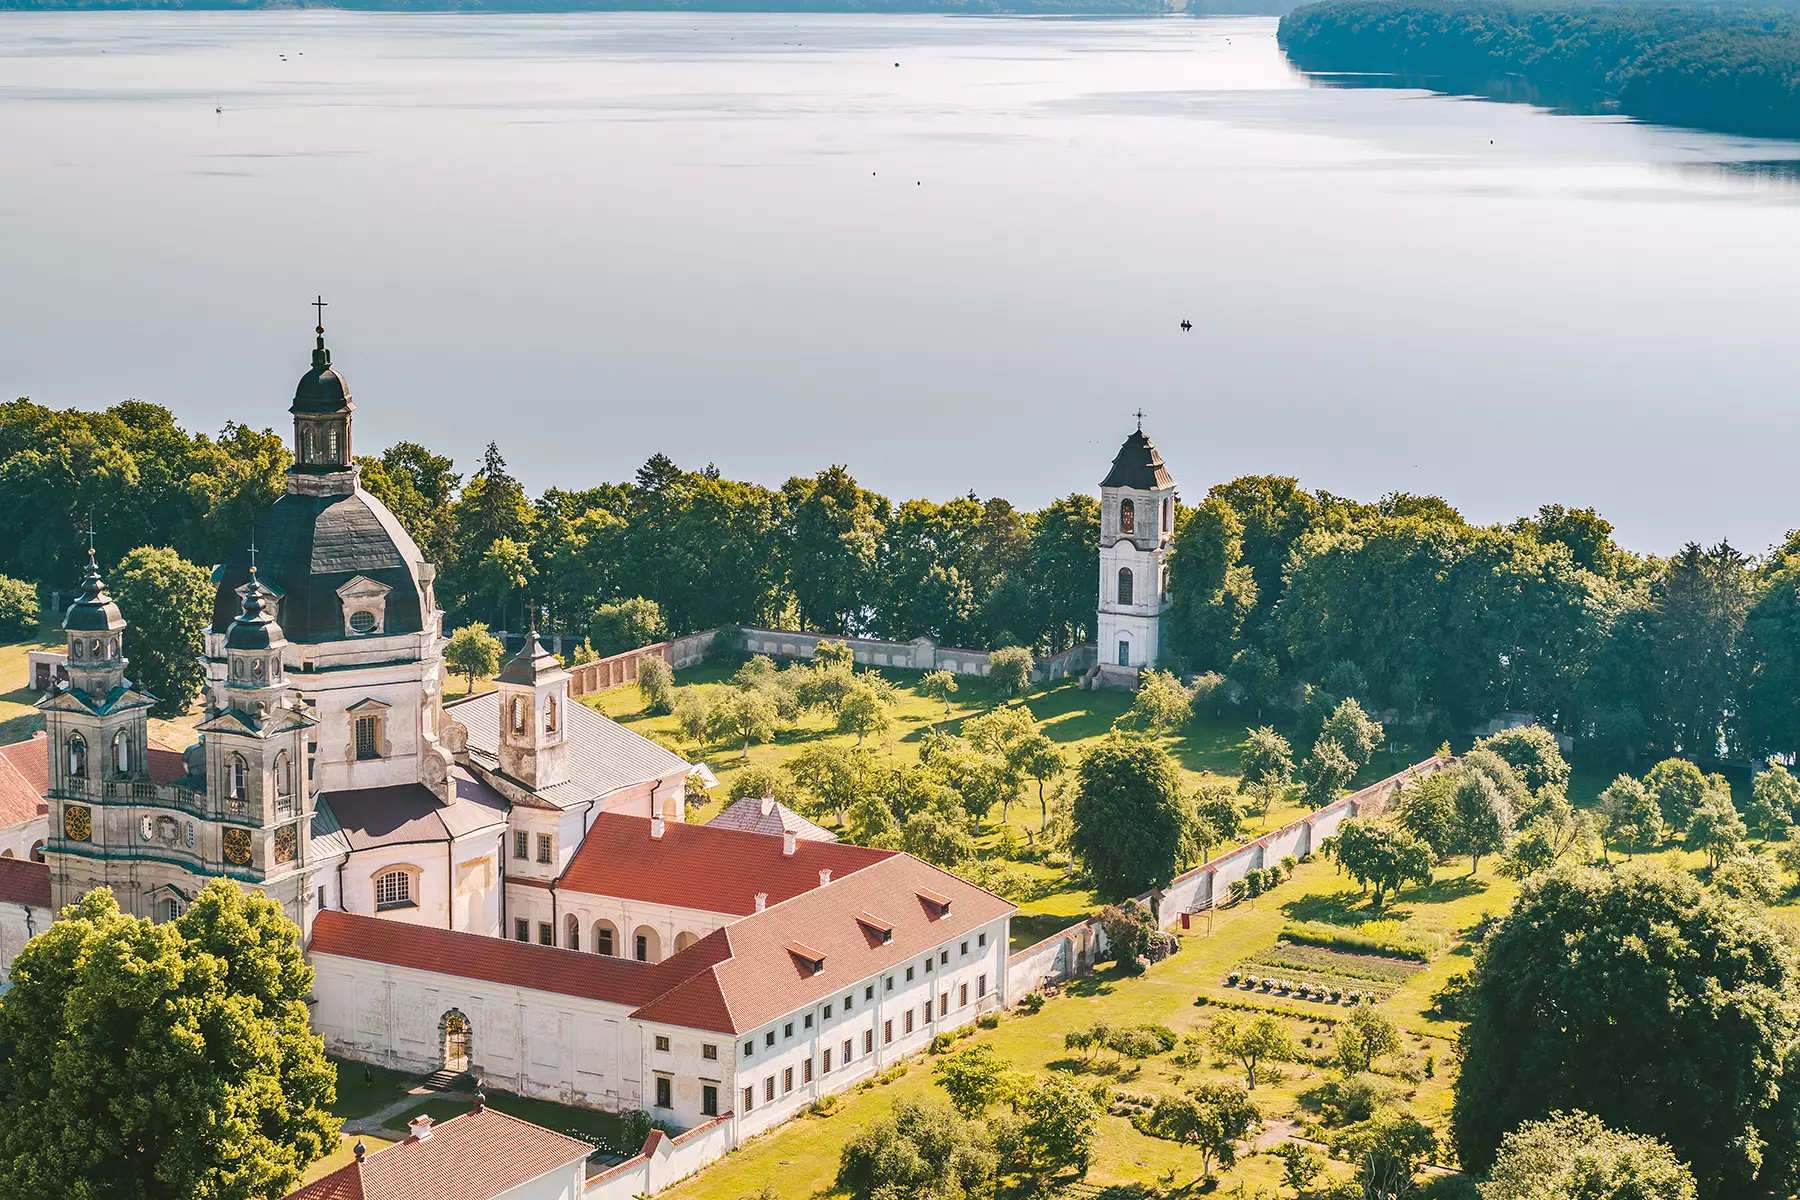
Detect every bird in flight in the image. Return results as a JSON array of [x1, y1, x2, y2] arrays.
[[1180, 319, 1193, 332]]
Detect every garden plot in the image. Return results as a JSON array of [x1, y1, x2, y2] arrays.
[[1226, 941, 1425, 1005]]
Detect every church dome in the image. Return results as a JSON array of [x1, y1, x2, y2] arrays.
[[211, 488, 429, 645], [224, 566, 285, 651], [63, 550, 127, 633], [1100, 428, 1175, 491], [292, 334, 351, 415]]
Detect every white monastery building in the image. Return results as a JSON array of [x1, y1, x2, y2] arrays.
[[0, 316, 1034, 1176]]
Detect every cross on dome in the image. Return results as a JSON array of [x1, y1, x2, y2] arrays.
[[312, 294, 328, 334]]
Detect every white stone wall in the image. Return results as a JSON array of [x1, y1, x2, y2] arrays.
[[335, 833, 502, 936], [0, 900, 50, 984], [0, 815, 47, 862]]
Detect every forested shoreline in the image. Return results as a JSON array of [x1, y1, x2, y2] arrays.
[[6, 395, 1800, 770], [1278, 0, 1800, 141]]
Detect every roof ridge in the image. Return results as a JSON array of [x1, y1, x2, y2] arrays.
[[435, 1105, 593, 1154]]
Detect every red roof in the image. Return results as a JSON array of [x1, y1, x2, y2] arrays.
[[555, 812, 891, 916], [0, 858, 50, 908], [312, 855, 1014, 1037], [310, 909, 733, 1010], [282, 1106, 591, 1200], [0, 734, 188, 826]]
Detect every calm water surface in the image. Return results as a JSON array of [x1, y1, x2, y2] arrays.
[[2, 13, 1798, 551]]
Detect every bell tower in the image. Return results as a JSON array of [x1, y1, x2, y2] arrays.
[[493, 618, 570, 791], [196, 559, 320, 930], [41, 548, 154, 797], [1096, 416, 1176, 686]]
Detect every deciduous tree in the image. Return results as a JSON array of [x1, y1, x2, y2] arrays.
[[112, 546, 214, 716], [444, 621, 501, 694], [1070, 737, 1192, 899], [1207, 1012, 1298, 1090], [1135, 1082, 1261, 1180], [1480, 1110, 1696, 1200]]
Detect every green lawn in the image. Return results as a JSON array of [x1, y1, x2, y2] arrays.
[[328, 1056, 418, 1120], [300, 1133, 396, 1185]]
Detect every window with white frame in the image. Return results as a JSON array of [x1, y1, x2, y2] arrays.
[[374, 869, 413, 910]]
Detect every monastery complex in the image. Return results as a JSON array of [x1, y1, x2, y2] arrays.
[[0, 321, 1189, 1185]]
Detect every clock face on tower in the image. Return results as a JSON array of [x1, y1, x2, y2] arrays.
[[64, 805, 92, 841], [223, 828, 252, 866]]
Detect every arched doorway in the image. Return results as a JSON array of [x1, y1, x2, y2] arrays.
[[632, 925, 661, 963], [440, 1009, 472, 1074], [564, 913, 581, 952], [674, 930, 699, 954]]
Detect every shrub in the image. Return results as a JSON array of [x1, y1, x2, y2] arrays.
[[930, 1032, 955, 1054], [0, 575, 38, 640], [1019, 991, 1045, 1014], [708, 625, 748, 664], [1279, 921, 1433, 962], [636, 655, 675, 714], [978, 1013, 1000, 1030], [810, 1094, 840, 1116]]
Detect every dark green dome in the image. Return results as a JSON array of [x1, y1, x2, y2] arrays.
[[292, 334, 351, 415], [63, 551, 126, 634], [225, 567, 284, 651]]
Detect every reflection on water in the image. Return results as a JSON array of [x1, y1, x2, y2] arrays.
[[1, 12, 1799, 553], [1300, 67, 1617, 118]]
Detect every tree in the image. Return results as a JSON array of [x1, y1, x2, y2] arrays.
[[900, 809, 976, 869], [1301, 736, 1358, 809], [588, 596, 666, 657], [1451, 768, 1514, 874], [1329, 819, 1434, 907], [1710, 852, 1784, 905], [920, 669, 959, 718], [111, 546, 213, 716], [1475, 725, 1570, 797], [1502, 793, 1598, 879], [836, 1096, 994, 1200], [673, 686, 714, 746], [1452, 863, 1800, 1194], [1020, 1075, 1100, 1177], [444, 621, 502, 694], [725, 763, 791, 805], [1274, 1141, 1325, 1196], [782, 466, 887, 635], [1194, 780, 1244, 854], [932, 1044, 1013, 1119], [837, 681, 892, 745], [1685, 784, 1746, 869], [1239, 726, 1295, 828], [636, 654, 675, 714], [1228, 647, 1282, 717], [470, 535, 534, 629], [0, 881, 337, 1199], [1395, 772, 1459, 860], [1321, 697, 1384, 770], [964, 704, 1039, 823], [1644, 758, 1709, 833], [1747, 762, 1800, 842], [786, 743, 873, 827], [709, 687, 778, 757], [1480, 1110, 1697, 1200], [1165, 496, 1258, 672], [1070, 737, 1192, 899], [1021, 735, 1066, 832], [1098, 899, 1159, 970], [1207, 1012, 1298, 1090], [1335, 1006, 1401, 1074], [987, 646, 1034, 698], [1135, 1082, 1261, 1180], [1596, 774, 1659, 861], [0, 575, 37, 640], [1120, 669, 1193, 735]]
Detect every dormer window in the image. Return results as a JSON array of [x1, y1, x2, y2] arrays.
[[1120, 498, 1135, 535], [337, 577, 390, 638]]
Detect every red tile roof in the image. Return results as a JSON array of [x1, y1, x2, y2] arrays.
[[0, 734, 187, 825], [0, 746, 44, 830], [0, 858, 50, 908], [309, 910, 731, 1012], [311, 854, 1014, 1037], [282, 1106, 590, 1200], [556, 812, 891, 916]]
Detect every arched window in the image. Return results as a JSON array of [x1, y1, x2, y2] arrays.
[[66, 735, 87, 780], [327, 427, 340, 461], [674, 930, 700, 954], [113, 730, 130, 775], [108, 638, 118, 658], [274, 752, 293, 817], [229, 753, 248, 800], [375, 869, 413, 910], [1163, 496, 1172, 532], [633, 925, 660, 963], [70, 639, 84, 662], [593, 919, 618, 957], [564, 913, 580, 951], [510, 696, 526, 735], [301, 428, 314, 463], [28, 841, 44, 864], [1119, 498, 1135, 536], [1117, 567, 1134, 607], [544, 695, 558, 734]]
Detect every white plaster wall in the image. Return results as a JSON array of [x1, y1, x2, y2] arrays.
[[0, 901, 50, 984], [490, 1160, 586, 1200], [0, 816, 47, 862]]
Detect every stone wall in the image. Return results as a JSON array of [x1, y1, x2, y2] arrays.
[[1003, 756, 1451, 997], [587, 1115, 738, 1200]]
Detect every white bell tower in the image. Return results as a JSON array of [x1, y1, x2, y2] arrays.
[[1096, 416, 1176, 687]]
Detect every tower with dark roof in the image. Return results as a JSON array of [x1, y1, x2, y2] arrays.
[[40, 549, 156, 802], [1096, 422, 1177, 684], [493, 623, 570, 792]]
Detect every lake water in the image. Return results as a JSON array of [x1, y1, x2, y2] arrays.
[[2, 12, 1798, 552]]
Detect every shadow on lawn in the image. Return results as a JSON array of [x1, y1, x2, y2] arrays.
[[1404, 874, 1491, 905]]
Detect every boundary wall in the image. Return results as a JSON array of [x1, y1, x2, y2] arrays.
[[1004, 755, 1452, 997], [587, 1113, 737, 1200], [559, 627, 1095, 700]]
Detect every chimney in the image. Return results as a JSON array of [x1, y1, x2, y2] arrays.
[[819, 868, 832, 887], [783, 829, 796, 857], [755, 892, 767, 913], [407, 1115, 433, 1142], [760, 795, 775, 817], [650, 815, 665, 839]]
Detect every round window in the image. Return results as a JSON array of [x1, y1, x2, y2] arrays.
[[348, 611, 377, 634]]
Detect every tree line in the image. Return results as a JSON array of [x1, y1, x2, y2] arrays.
[[1278, 0, 1800, 141], [10, 398, 1800, 770]]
